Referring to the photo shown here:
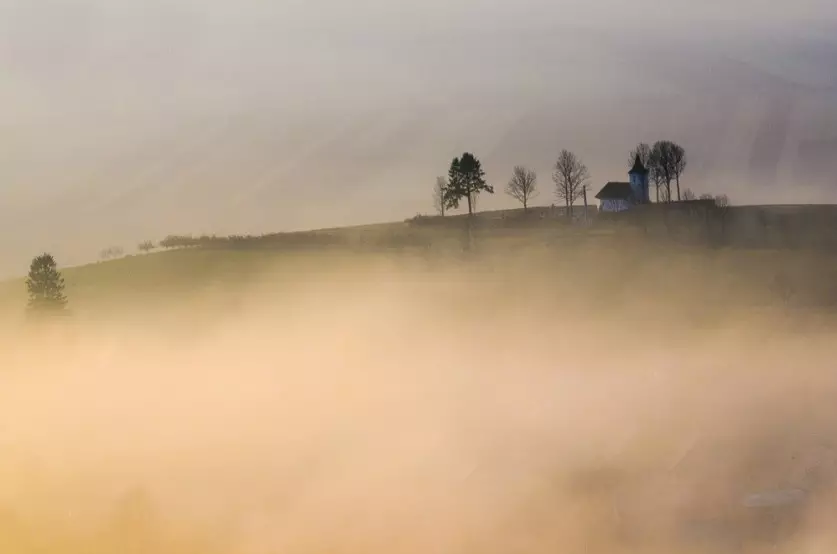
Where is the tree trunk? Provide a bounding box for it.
[655,183,659,203]
[676,175,681,202]
[523,198,528,212]
[583,185,589,224]
[467,192,473,216]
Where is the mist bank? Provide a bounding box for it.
[2,244,837,552]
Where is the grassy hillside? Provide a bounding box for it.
[0,207,581,312]
[4,203,837,327]
[0,248,368,324]
[3,206,837,554]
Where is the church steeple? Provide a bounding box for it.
[628,153,650,204]
[629,153,649,176]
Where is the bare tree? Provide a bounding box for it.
[629,143,652,169]
[672,144,687,201]
[433,176,447,216]
[505,166,538,211]
[650,141,680,203]
[553,150,590,218]
[682,188,697,201]
[138,240,156,253]
[630,142,662,202]
[100,246,124,261]
[646,148,662,203]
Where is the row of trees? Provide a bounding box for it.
[433,149,593,217]
[433,140,691,216]
[99,245,125,261]
[95,241,156,263]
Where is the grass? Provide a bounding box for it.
[3,202,837,327]
[3,208,837,554]
[0,209,578,314]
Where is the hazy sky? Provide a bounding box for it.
[1,0,837,273]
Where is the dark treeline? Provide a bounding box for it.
[158,232,351,250]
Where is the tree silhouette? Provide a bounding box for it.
[649,140,686,202]
[553,150,590,218]
[159,235,195,249]
[505,166,538,211]
[100,246,124,261]
[630,142,661,201]
[138,240,156,253]
[433,176,447,216]
[672,144,687,202]
[26,253,67,313]
[443,153,493,216]
[629,143,652,169]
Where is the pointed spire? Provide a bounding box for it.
[630,153,649,175]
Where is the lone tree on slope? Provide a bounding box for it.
[443,152,493,216]
[26,253,67,313]
[553,149,590,218]
[505,165,538,211]
[433,176,447,216]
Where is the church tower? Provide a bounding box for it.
[628,154,650,204]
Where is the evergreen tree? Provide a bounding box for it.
[25,253,67,313]
[443,152,493,216]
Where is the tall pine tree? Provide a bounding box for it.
[443,152,493,216]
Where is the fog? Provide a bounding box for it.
[3,246,837,553]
